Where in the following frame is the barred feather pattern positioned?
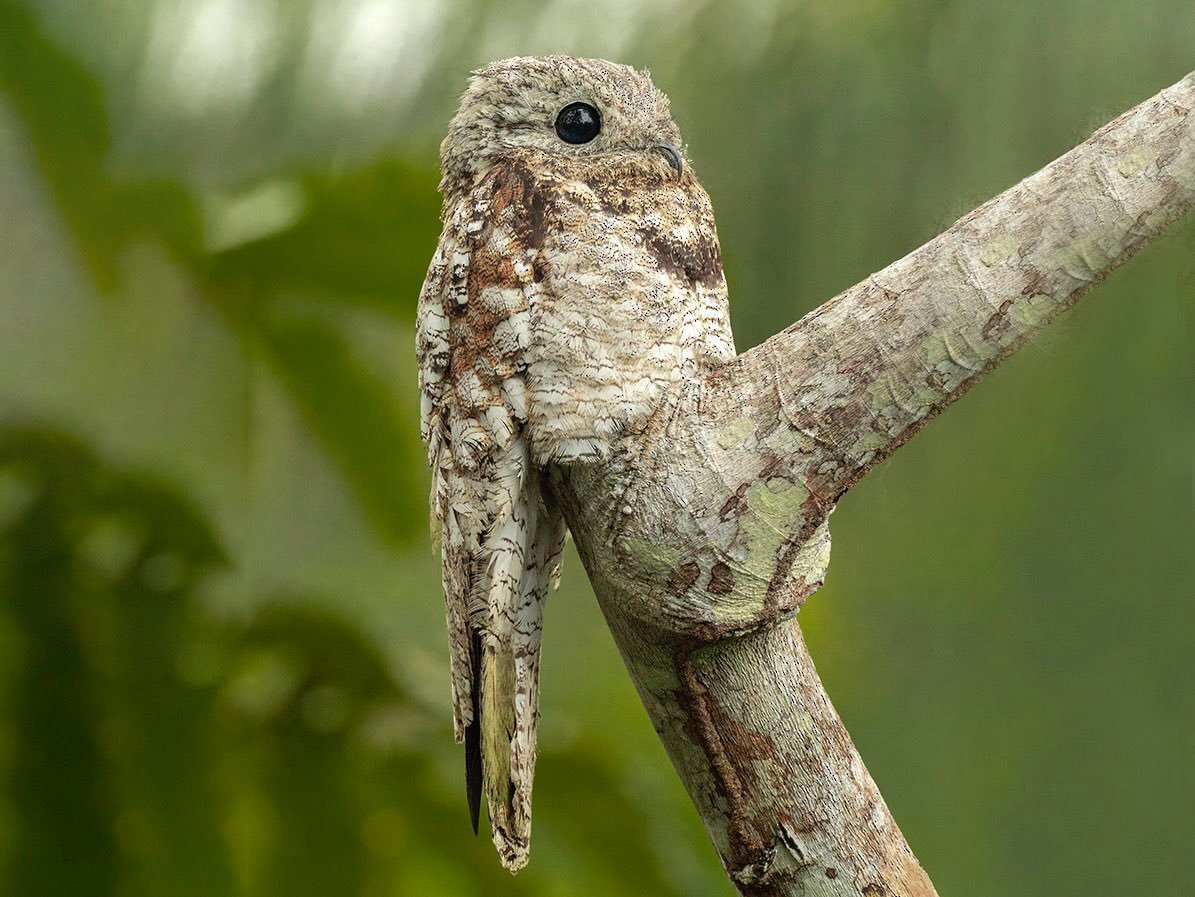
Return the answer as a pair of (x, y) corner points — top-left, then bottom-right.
(418, 55), (735, 873)
(418, 167), (569, 870)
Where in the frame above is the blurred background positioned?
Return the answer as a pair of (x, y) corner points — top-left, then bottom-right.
(0, 1), (1191, 895)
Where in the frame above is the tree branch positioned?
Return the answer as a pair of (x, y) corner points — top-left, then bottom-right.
(721, 70), (1194, 512)
(555, 72), (1193, 895)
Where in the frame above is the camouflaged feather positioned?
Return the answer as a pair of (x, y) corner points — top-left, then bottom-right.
(417, 55), (735, 872)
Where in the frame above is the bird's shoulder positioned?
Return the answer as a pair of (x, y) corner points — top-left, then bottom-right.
(417, 162), (548, 461)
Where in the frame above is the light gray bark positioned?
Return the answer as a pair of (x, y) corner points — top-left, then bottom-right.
(555, 72), (1194, 895)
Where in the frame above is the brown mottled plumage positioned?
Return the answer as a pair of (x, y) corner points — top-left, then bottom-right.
(416, 56), (734, 870)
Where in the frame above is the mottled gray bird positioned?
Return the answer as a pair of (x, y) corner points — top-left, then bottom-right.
(417, 55), (735, 870)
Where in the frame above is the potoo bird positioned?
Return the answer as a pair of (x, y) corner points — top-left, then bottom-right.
(417, 56), (735, 870)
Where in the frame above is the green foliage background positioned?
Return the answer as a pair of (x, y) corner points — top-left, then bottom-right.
(0, 1), (1191, 894)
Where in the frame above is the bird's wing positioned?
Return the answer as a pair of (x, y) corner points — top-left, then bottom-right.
(417, 163), (565, 871)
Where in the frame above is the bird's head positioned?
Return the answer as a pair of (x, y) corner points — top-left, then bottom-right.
(440, 55), (686, 194)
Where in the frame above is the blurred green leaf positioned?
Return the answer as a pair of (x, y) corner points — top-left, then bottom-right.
(207, 160), (441, 314)
(246, 306), (421, 545)
(0, 427), (232, 897)
(0, 1), (204, 288)
(0, 1), (426, 546)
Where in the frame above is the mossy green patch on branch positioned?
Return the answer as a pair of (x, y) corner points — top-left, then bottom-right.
(618, 536), (681, 578)
(1008, 292), (1057, 331)
(731, 478), (817, 609)
(1118, 144), (1158, 177)
(980, 233), (1020, 267)
(718, 416), (758, 451)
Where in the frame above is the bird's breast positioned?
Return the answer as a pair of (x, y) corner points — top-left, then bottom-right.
(522, 169), (733, 465)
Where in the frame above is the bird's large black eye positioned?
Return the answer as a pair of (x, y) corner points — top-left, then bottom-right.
(555, 102), (602, 144)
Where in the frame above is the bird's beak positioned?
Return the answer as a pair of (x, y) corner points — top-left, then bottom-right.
(654, 142), (684, 180)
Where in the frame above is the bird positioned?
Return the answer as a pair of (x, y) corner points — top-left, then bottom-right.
(416, 55), (735, 871)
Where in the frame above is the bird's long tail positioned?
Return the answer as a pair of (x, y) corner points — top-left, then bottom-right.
(482, 472), (564, 871)
(446, 447), (564, 871)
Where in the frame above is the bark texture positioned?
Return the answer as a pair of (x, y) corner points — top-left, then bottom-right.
(556, 72), (1194, 895)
